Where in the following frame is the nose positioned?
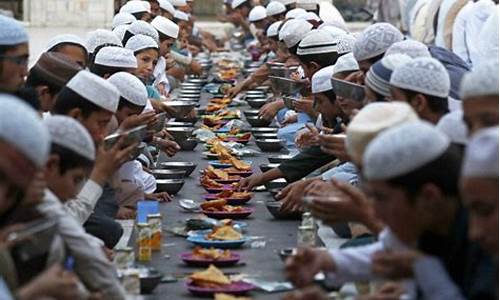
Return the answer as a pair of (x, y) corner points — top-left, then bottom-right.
(468, 216), (484, 244)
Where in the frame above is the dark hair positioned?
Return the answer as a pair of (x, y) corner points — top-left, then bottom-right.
(14, 87), (40, 111)
(289, 44), (299, 55)
(322, 90), (337, 103)
(52, 87), (106, 118)
(48, 43), (88, 66)
(387, 144), (463, 199)
(89, 43), (121, 66)
(122, 30), (134, 46)
(134, 47), (159, 56)
(118, 96), (146, 111)
(0, 44), (19, 55)
(25, 68), (62, 96)
(131, 11), (149, 20)
(298, 52), (341, 68)
(158, 31), (170, 43)
(89, 63), (127, 78)
(401, 88), (450, 114)
(367, 53), (385, 65)
(50, 143), (94, 174)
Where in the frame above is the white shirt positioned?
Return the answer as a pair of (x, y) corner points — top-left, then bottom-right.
(64, 179), (103, 224)
(153, 56), (171, 94)
(477, 7), (499, 64)
(435, 0), (458, 48)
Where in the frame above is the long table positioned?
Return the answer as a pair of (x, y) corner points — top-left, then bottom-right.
(141, 92), (301, 299)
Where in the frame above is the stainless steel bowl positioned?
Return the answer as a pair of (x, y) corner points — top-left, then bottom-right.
(155, 179), (185, 194)
(157, 161), (197, 176)
(103, 125), (148, 150)
(152, 169), (186, 179)
(152, 112), (167, 133)
(253, 133), (278, 139)
(266, 201), (302, 220)
(167, 101), (196, 119)
(166, 121), (194, 128)
(267, 154), (294, 164)
(165, 127), (194, 142)
(178, 138), (198, 151)
(264, 178), (288, 190)
(269, 76), (307, 95)
(247, 116), (271, 127)
(243, 109), (260, 118)
(259, 163), (280, 173)
(255, 138), (285, 152)
(246, 99), (268, 109)
(250, 127), (279, 134)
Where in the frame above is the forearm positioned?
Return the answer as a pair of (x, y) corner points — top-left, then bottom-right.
(64, 180), (103, 224)
(259, 168), (284, 185)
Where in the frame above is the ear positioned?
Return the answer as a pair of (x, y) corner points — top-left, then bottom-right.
(416, 183), (443, 214)
(412, 94), (427, 113)
(45, 154), (61, 176)
(67, 108), (83, 121)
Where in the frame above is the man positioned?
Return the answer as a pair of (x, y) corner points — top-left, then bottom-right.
(158, 0), (176, 20)
(120, 0), (152, 21)
(460, 61), (499, 134)
(151, 15), (179, 96)
(45, 34), (89, 68)
(0, 15), (29, 94)
(266, 1), (287, 22)
(89, 46), (138, 78)
(390, 57), (451, 124)
(231, 0), (253, 37)
(85, 29), (122, 64)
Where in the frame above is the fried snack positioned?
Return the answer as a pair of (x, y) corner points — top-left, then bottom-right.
(189, 264), (231, 287)
(200, 199), (227, 211)
(219, 219), (233, 226)
(206, 225), (243, 241)
(205, 165), (230, 180)
(210, 98), (232, 105)
(204, 204), (245, 213)
(207, 104), (227, 113)
(201, 176), (225, 188)
(215, 293), (252, 300)
(229, 157), (251, 171)
(192, 247), (232, 260)
(216, 190), (251, 199)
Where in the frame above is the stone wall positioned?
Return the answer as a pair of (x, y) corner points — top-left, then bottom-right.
(23, 0), (114, 27)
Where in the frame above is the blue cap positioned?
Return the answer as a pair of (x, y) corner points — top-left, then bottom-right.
(0, 15), (28, 46)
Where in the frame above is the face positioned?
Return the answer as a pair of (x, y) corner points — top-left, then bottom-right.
(161, 10), (174, 20)
(149, 1), (160, 17)
(115, 105), (143, 125)
(461, 178), (499, 256)
(0, 43), (29, 93)
(71, 109), (113, 143)
(314, 93), (341, 123)
(159, 37), (175, 56)
(463, 96), (499, 136)
(300, 61), (320, 81)
(53, 44), (87, 68)
(358, 60), (373, 75)
(46, 156), (90, 201)
(134, 49), (159, 82)
(364, 85), (384, 104)
(36, 86), (56, 113)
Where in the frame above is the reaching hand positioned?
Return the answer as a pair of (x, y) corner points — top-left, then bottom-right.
(285, 247), (335, 288)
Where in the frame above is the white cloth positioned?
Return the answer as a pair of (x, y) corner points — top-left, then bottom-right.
(409, 0), (432, 42)
(64, 180), (104, 224)
(153, 56), (171, 93)
(435, 0), (458, 48)
(477, 7), (499, 65)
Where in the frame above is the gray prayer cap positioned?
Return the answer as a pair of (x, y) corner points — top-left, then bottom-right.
(390, 57), (451, 98)
(384, 40), (431, 59)
(113, 25), (129, 42)
(108, 72), (148, 107)
(297, 30), (353, 56)
(266, 1), (286, 16)
(436, 110), (468, 146)
(365, 54), (412, 97)
(353, 23), (403, 62)
(86, 29), (122, 54)
(267, 21), (283, 38)
(46, 34), (88, 53)
(363, 121), (450, 180)
(462, 126), (499, 178)
(44, 115), (95, 161)
(0, 15), (28, 46)
(279, 18), (313, 48)
(332, 52), (359, 76)
(460, 60), (499, 100)
(0, 94), (50, 167)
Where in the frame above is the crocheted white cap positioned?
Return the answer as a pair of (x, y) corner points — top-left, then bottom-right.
(462, 126), (499, 178)
(384, 40), (431, 58)
(353, 22), (404, 62)
(460, 60), (499, 100)
(297, 30), (354, 56)
(108, 72), (148, 107)
(174, 10), (189, 21)
(332, 52), (359, 76)
(297, 12), (321, 22)
(436, 110), (468, 146)
(312, 65), (335, 94)
(46, 34), (88, 53)
(285, 8), (307, 19)
(170, 0), (187, 6)
(279, 18), (313, 48)
(113, 25), (129, 41)
(231, 0), (248, 9)
(266, 1), (286, 16)
(267, 20), (283, 37)
(94, 46), (138, 68)
(86, 29), (122, 53)
(0, 15), (28, 45)
(112, 12), (136, 29)
(249, 6), (267, 22)
(45, 115), (96, 161)
(120, 0), (151, 14)
(125, 34), (159, 53)
(158, 0), (176, 15)
(66, 70), (120, 113)
(128, 20), (160, 44)
(151, 16), (179, 39)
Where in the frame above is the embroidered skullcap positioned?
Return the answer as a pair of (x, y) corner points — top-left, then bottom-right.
(86, 29), (122, 54)
(365, 54), (412, 97)
(113, 25), (129, 41)
(384, 40), (431, 59)
(279, 18), (313, 48)
(353, 23), (403, 62)
(319, 24), (348, 38)
(297, 29), (346, 55)
(231, 0), (249, 9)
(312, 65), (335, 94)
(332, 52), (359, 76)
(174, 10), (189, 21)
(391, 57), (451, 98)
(346, 102), (418, 164)
(460, 60), (499, 100)
(158, 0), (176, 15)
(120, 0), (150, 14)
(170, 0), (187, 6)
(108, 72), (148, 107)
(0, 94), (50, 167)
(45, 115), (95, 161)
(363, 121), (450, 180)
(46, 34), (88, 53)
(31, 52), (82, 87)
(0, 15), (28, 45)
(125, 34), (159, 53)
(249, 6), (267, 22)
(267, 20), (283, 37)
(112, 12), (136, 29)
(151, 16), (179, 39)
(94, 46), (137, 68)
(267, 1), (286, 16)
(462, 126), (499, 178)
(66, 70), (120, 113)
(128, 20), (160, 44)
(436, 110), (468, 145)
(286, 8), (307, 19)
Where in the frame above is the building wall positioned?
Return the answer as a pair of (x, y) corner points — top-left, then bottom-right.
(24, 0), (114, 27)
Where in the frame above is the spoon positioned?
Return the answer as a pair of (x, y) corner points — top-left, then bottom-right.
(178, 199), (201, 212)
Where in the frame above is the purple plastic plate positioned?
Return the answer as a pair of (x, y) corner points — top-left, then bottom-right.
(202, 208), (254, 219)
(186, 280), (255, 297)
(203, 194), (252, 205)
(214, 178), (241, 184)
(204, 184), (235, 193)
(227, 170), (253, 178)
(180, 252), (241, 267)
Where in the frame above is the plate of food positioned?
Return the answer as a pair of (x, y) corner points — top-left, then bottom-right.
(203, 191), (252, 205)
(201, 200), (254, 219)
(225, 168), (253, 177)
(187, 225), (249, 248)
(186, 265), (254, 297)
(203, 166), (242, 184)
(200, 177), (238, 193)
(180, 247), (240, 267)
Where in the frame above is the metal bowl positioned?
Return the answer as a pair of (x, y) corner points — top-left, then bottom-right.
(255, 139), (285, 152)
(255, 86), (270, 93)
(278, 247), (298, 261)
(250, 127), (279, 134)
(180, 90), (201, 96)
(157, 161), (197, 176)
(186, 78), (207, 85)
(178, 138), (198, 151)
(243, 109), (260, 118)
(180, 87), (201, 93)
(259, 163), (280, 173)
(152, 169), (186, 179)
(253, 133), (278, 139)
(264, 178), (288, 190)
(245, 93), (267, 100)
(180, 82), (202, 88)
(152, 112), (167, 133)
(175, 116), (199, 124)
(156, 179), (185, 194)
(103, 125), (148, 150)
(246, 116), (271, 127)
(166, 127), (194, 142)
(166, 121), (194, 128)
(269, 76), (307, 95)
(246, 99), (268, 109)
(283, 96), (299, 110)
(267, 154), (294, 164)
(266, 201), (302, 220)
(167, 101), (197, 119)
(139, 268), (163, 294)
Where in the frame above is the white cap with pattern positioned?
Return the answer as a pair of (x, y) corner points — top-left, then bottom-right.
(128, 20), (160, 44)
(436, 110), (468, 146)
(332, 52), (359, 76)
(297, 30), (354, 56)
(170, 0), (187, 6)
(112, 12), (136, 29)
(158, 0), (176, 15)
(174, 10), (189, 21)
(318, 24), (347, 38)
(460, 60), (499, 100)
(363, 121), (450, 180)
(45, 115), (96, 161)
(151, 16), (179, 39)
(108, 72), (148, 107)
(267, 20), (283, 37)
(384, 40), (431, 59)
(285, 8), (307, 19)
(86, 29), (122, 53)
(46, 34), (88, 53)
(66, 70), (120, 113)
(312, 65), (335, 94)
(120, 0), (151, 14)
(94, 46), (138, 68)
(462, 126), (499, 178)
(266, 1), (286, 16)
(113, 25), (129, 41)
(231, 0), (248, 9)
(353, 23), (403, 62)
(279, 18), (313, 48)
(125, 34), (159, 53)
(249, 6), (267, 22)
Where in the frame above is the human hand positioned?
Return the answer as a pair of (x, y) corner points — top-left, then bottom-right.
(282, 113), (298, 125)
(91, 139), (139, 186)
(237, 174), (262, 191)
(277, 178), (314, 212)
(116, 207), (136, 220)
(258, 101), (281, 121)
(294, 97), (316, 118)
(317, 133), (350, 161)
(282, 285), (329, 300)
(17, 264), (80, 300)
(295, 123), (319, 149)
(154, 137), (180, 157)
(189, 60), (203, 76)
(372, 250), (420, 280)
(285, 247), (335, 288)
(226, 84), (243, 99)
(146, 192), (173, 202)
(119, 111), (157, 131)
(23, 171), (46, 206)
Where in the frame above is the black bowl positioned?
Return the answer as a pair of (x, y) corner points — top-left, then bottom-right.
(247, 99), (268, 109)
(158, 162), (197, 176)
(247, 116), (271, 127)
(278, 248), (298, 262)
(140, 268), (163, 294)
(264, 178), (288, 190)
(152, 169), (186, 179)
(268, 188), (282, 199)
(253, 133), (278, 140)
(255, 139), (285, 152)
(178, 138), (198, 151)
(265, 201), (302, 220)
(156, 179), (185, 194)
(267, 154), (294, 164)
(243, 109), (260, 118)
(250, 127), (279, 134)
(259, 163), (280, 173)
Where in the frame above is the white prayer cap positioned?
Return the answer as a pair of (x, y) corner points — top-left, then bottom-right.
(462, 126), (499, 178)
(298, 12), (321, 22)
(0, 94), (50, 168)
(297, 30), (354, 56)
(113, 25), (129, 41)
(86, 29), (122, 54)
(276, 0), (296, 5)
(266, 1), (286, 16)
(46, 34), (88, 53)
(231, 0), (248, 9)
(346, 102), (418, 164)
(365, 53), (412, 97)
(249, 6), (267, 22)
(44, 115), (95, 161)
(151, 16), (179, 39)
(120, 0), (151, 14)
(174, 10), (189, 21)
(319, 20), (348, 33)
(312, 65), (335, 94)
(363, 121), (450, 180)
(296, 0), (317, 10)
(436, 110), (468, 146)
(384, 40), (431, 59)
(94, 46), (138, 68)
(112, 12), (136, 29)
(391, 57), (450, 98)
(170, 0), (187, 6)
(460, 60), (499, 100)
(128, 20), (160, 44)
(159, 0), (176, 15)
(125, 34), (159, 53)
(319, 24), (348, 38)
(267, 21), (283, 37)
(0, 15), (28, 45)
(332, 52), (359, 76)
(353, 23), (403, 62)
(279, 19), (313, 48)
(66, 70), (120, 113)
(108, 72), (148, 107)
(286, 8), (307, 19)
